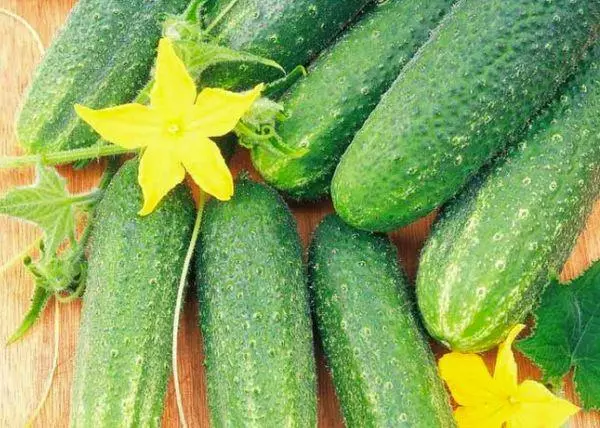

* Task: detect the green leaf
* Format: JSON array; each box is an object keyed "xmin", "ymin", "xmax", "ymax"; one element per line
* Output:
[
  {"xmin": 6, "ymin": 286, "xmax": 51, "ymax": 345},
  {"xmin": 517, "ymin": 261, "xmax": 600, "ymax": 410},
  {"xmin": 0, "ymin": 166, "xmax": 76, "ymax": 253}
]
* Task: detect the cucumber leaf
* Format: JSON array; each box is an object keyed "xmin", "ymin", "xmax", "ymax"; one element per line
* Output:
[
  {"xmin": 1, "ymin": 164, "xmax": 102, "ymax": 344},
  {"xmin": 517, "ymin": 261, "xmax": 600, "ymax": 410},
  {"xmin": 0, "ymin": 165, "xmax": 87, "ymax": 253}
]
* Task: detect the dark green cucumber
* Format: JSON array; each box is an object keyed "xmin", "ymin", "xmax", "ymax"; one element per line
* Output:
[
  {"xmin": 416, "ymin": 44, "xmax": 600, "ymax": 352},
  {"xmin": 201, "ymin": 0, "xmax": 371, "ymax": 88},
  {"xmin": 17, "ymin": 0, "xmax": 189, "ymax": 154},
  {"xmin": 332, "ymin": 0, "xmax": 600, "ymax": 232},
  {"xmin": 196, "ymin": 178, "xmax": 316, "ymax": 426},
  {"xmin": 71, "ymin": 159, "xmax": 195, "ymax": 427},
  {"xmin": 251, "ymin": 0, "xmax": 454, "ymax": 200},
  {"xmin": 309, "ymin": 215, "xmax": 455, "ymax": 427}
]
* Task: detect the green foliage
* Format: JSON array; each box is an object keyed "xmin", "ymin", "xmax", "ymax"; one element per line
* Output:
[
  {"xmin": 518, "ymin": 262, "xmax": 600, "ymax": 410},
  {"xmin": 0, "ymin": 165, "xmax": 102, "ymax": 343}
]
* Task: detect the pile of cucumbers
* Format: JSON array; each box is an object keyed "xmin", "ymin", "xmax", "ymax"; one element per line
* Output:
[{"xmin": 15, "ymin": 0, "xmax": 600, "ymax": 425}]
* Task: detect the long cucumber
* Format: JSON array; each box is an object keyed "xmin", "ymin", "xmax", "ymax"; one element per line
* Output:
[
  {"xmin": 17, "ymin": 0, "xmax": 189, "ymax": 154},
  {"xmin": 70, "ymin": 159, "xmax": 196, "ymax": 426},
  {"xmin": 251, "ymin": 0, "xmax": 454, "ymax": 200},
  {"xmin": 195, "ymin": 178, "xmax": 316, "ymax": 426},
  {"xmin": 309, "ymin": 215, "xmax": 456, "ymax": 427},
  {"xmin": 417, "ymin": 44, "xmax": 600, "ymax": 352},
  {"xmin": 332, "ymin": 0, "xmax": 600, "ymax": 231}
]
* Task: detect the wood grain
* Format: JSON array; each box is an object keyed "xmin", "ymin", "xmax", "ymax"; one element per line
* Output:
[{"xmin": 0, "ymin": 1, "xmax": 598, "ymax": 426}]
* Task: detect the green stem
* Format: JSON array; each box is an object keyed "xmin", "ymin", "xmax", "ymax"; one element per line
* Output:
[
  {"xmin": 182, "ymin": 0, "xmax": 206, "ymax": 23},
  {"xmin": 204, "ymin": 0, "xmax": 239, "ymax": 34},
  {"xmin": 172, "ymin": 192, "xmax": 206, "ymax": 428},
  {"xmin": 25, "ymin": 296, "xmax": 59, "ymax": 428},
  {"xmin": 0, "ymin": 145, "xmax": 135, "ymax": 170}
]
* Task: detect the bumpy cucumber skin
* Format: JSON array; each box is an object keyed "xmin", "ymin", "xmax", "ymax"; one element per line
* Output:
[
  {"xmin": 70, "ymin": 160, "xmax": 195, "ymax": 427},
  {"xmin": 309, "ymin": 215, "xmax": 455, "ymax": 427},
  {"xmin": 201, "ymin": 0, "xmax": 370, "ymax": 87},
  {"xmin": 416, "ymin": 46, "xmax": 600, "ymax": 353},
  {"xmin": 17, "ymin": 0, "xmax": 189, "ymax": 154},
  {"xmin": 196, "ymin": 178, "xmax": 316, "ymax": 427},
  {"xmin": 332, "ymin": 0, "xmax": 600, "ymax": 232},
  {"xmin": 251, "ymin": 0, "xmax": 454, "ymax": 200}
]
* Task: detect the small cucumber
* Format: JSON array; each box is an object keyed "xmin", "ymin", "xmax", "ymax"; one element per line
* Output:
[
  {"xmin": 201, "ymin": 0, "xmax": 371, "ymax": 88},
  {"xmin": 17, "ymin": 0, "xmax": 189, "ymax": 154},
  {"xmin": 70, "ymin": 159, "xmax": 196, "ymax": 427},
  {"xmin": 417, "ymin": 44, "xmax": 600, "ymax": 352},
  {"xmin": 309, "ymin": 215, "xmax": 455, "ymax": 427},
  {"xmin": 332, "ymin": 0, "xmax": 600, "ymax": 231},
  {"xmin": 195, "ymin": 178, "xmax": 316, "ymax": 426},
  {"xmin": 251, "ymin": 0, "xmax": 454, "ymax": 200}
]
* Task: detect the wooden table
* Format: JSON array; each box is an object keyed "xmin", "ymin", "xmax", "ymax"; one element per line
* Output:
[{"xmin": 1, "ymin": 1, "xmax": 599, "ymax": 426}]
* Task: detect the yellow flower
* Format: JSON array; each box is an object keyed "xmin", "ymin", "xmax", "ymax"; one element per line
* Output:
[
  {"xmin": 75, "ymin": 38, "xmax": 263, "ymax": 215},
  {"xmin": 439, "ymin": 324, "xmax": 579, "ymax": 428}
]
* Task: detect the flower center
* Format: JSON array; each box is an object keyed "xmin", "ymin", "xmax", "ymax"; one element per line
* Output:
[
  {"xmin": 508, "ymin": 395, "xmax": 519, "ymax": 405},
  {"xmin": 164, "ymin": 119, "xmax": 184, "ymax": 137}
]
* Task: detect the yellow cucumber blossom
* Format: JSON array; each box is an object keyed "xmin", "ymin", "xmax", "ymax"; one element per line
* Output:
[
  {"xmin": 439, "ymin": 324, "xmax": 579, "ymax": 428},
  {"xmin": 75, "ymin": 37, "xmax": 263, "ymax": 215}
]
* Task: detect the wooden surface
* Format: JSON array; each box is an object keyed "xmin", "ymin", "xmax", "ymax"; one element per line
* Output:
[{"xmin": 1, "ymin": 1, "xmax": 599, "ymax": 426}]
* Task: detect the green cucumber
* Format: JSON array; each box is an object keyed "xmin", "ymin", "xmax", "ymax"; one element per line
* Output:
[
  {"xmin": 332, "ymin": 0, "xmax": 600, "ymax": 232},
  {"xmin": 416, "ymin": 44, "xmax": 600, "ymax": 352},
  {"xmin": 309, "ymin": 215, "xmax": 455, "ymax": 427},
  {"xmin": 195, "ymin": 177, "xmax": 316, "ymax": 426},
  {"xmin": 70, "ymin": 159, "xmax": 195, "ymax": 427},
  {"xmin": 251, "ymin": 0, "xmax": 454, "ymax": 200},
  {"xmin": 17, "ymin": 0, "xmax": 189, "ymax": 154},
  {"xmin": 201, "ymin": 0, "xmax": 371, "ymax": 88}
]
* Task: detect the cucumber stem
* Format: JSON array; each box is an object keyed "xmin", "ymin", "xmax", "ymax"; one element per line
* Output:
[
  {"xmin": 25, "ymin": 296, "xmax": 60, "ymax": 428},
  {"xmin": 172, "ymin": 191, "xmax": 206, "ymax": 428},
  {"xmin": 0, "ymin": 144, "xmax": 135, "ymax": 169},
  {"xmin": 204, "ymin": 0, "xmax": 240, "ymax": 34},
  {"xmin": 182, "ymin": 0, "xmax": 206, "ymax": 23}
]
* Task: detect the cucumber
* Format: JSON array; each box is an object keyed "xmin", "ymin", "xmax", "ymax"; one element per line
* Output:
[
  {"xmin": 416, "ymin": 44, "xmax": 600, "ymax": 352},
  {"xmin": 201, "ymin": 0, "xmax": 371, "ymax": 89},
  {"xmin": 16, "ymin": 0, "xmax": 189, "ymax": 154},
  {"xmin": 251, "ymin": 0, "xmax": 454, "ymax": 200},
  {"xmin": 195, "ymin": 177, "xmax": 316, "ymax": 426},
  {"xmin": 332, "ymin": 0, "xmax": 600, "ymax": 232},
  {"xmin": 309, "ymin": 215, "xmax": 455, "ymax": 427},
  {"xmin": 70, "ymin": 159, "xmax": 196, "ymax": 427}
]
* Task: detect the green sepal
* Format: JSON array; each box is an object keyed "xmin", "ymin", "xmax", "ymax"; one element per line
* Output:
[{"xmin": 6, "ymin": 285, "xmax": 52, "ymax": 345}]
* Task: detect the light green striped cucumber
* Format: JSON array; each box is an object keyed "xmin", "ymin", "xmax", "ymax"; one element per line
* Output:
[
  {"xmin": 200, "ymin": 0, "xmax": 371, "ymax": 88},
  {"xmin": 332, "ymin": 0, "xmax": 600, "ymax": 232},
  {"xmin": 251, "ymin": 0, "xmax": 454, "ymax": 200},
  {"xmin": 309, "ymin": 215, "xmax": 455, "ymax": 427},
  {"xmin": 195, "ymin": 177, "xmax": 316, "ymax": 426},
  {"xmin": 71, "ymin": 159, "xmax": 195, "ymax": 426},
  {"xmin": 417, "ymin": 43, "xmax": 600, "ymax": 352},
  {"xmin": 17, "ymin": 0, "xmax": 189, "ymax": 154}
]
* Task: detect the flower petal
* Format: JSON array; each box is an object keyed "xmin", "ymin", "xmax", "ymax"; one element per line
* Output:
[
  {"xmin": 508, "ymin": 380, "xmax": 579, "ymax": 428},
  {"xmin": 187, "ymin": 84, "xmax": 264, "ymax": 137},
  {"xmin": 178, "ymin": 135, "xmax": 233, "ymax": 201},
  {"xmin": 138, "ymin": 144, "xmax": 186, "ymax": 215},
  {"xmin": 455, "ymin": 403, "xmax": 512, "ymax": 428},
  {"xmin": 151, "ymin": 38, "xmax": 197, "ymax": 114},
  {"xmin": 75, "ymin": 104, "xmax": 160, "ymax": 149},
  {"xmin": 493, "ymin": 324, "xmax": 525, "ymax": 395},
  {"xmin": 439, "ymin": 352, "xmax": 504, "ymax": 406}
]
